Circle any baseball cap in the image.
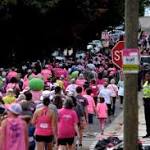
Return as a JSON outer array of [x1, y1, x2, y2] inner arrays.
[[8, 103, 22, 115], [40, 90, 51, 101]]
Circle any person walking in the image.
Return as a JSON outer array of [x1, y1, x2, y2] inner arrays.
[[75, 86, 88, 146], [0, 103, 28, 150], [57, 98, 79, 150], [118, 75, 124, 108], [107, 79, 118, 116], [99, 81, 112, 122], [143, 72, 150, 138], [96, 97, 108, 135], [83, 88, 96, 134], [32, 97, 57, 150]]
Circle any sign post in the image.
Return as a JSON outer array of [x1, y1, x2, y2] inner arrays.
[[124, 0, 139, 149]]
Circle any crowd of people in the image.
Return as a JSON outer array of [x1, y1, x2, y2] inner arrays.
[[0, 17, 148, 149], [0, 50, 125, 150], [138, 31, 150, 55], [0, 29, 150, 149]]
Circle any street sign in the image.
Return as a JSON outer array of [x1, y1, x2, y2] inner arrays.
[[112, 41, 125, 69], [123, 48, 140, 73]]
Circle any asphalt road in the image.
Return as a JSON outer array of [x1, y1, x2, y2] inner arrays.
[[82, 98, 123, 150]]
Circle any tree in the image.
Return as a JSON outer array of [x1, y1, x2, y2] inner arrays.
[[0, 0, 146, 64]]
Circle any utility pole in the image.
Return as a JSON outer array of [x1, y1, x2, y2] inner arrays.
[[124, 0, 139, 149]]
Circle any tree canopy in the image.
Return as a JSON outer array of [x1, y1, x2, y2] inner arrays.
[[0, 0, 146, 64]]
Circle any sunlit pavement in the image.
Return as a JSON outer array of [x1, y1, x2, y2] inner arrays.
[[82, 92, 147, 150]]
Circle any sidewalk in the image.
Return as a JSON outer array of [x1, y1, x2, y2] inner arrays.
[[88, 92, 148, 150]]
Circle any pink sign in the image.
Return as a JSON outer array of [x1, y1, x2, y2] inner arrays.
[[123, 48, 139, 73]]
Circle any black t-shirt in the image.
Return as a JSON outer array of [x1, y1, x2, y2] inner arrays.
[[75, 95, 88, 111]]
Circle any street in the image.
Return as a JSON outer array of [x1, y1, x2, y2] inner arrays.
[[82, 98, 123, 150], [81, 91, 150, 150]]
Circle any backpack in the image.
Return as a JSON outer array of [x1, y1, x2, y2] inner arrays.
[[74, 102, 84, 122]]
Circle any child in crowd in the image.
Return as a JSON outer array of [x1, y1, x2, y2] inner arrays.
[[83, 88, 96, 134], [96, 97, 108, 135]]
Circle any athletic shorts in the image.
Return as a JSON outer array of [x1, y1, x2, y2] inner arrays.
[[88, 114, 94, 124], [57, 137, 74, 145], [35, 135, 54, 143]]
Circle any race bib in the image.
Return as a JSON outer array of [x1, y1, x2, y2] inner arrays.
[[40, 123, 48, 129]]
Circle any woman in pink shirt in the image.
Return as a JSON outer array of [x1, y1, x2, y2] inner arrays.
[[32, 97, 57, 150], [58, 98, 79, 150], [75, 73, 86, 88], [41, 66, 52, 82], [1, 103, 28, 150], [96, 97, 108, 135], [83, 88, 96, 125], [97, 72, 105, 84], [7, 68, 17, 81], [83, 88, 96, 135], [90, 79, 99, 96]]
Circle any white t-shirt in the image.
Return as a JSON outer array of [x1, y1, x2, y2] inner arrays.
[[66, 84, 78, 94], [87, 63, 96, 70], [118, 81, 124, 96], [99, 88, 112, 104]]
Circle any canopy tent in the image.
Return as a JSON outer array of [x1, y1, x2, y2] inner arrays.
[[139, 17, 150, 32]]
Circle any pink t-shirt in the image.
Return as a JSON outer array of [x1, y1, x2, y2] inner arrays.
[[6, 83, 20, 92], [83, 95, 95, 114], [2, 117, 26, 150], [7, 71, 17, 80], [76, 79, 86, 87], [41, 69, 52, 82], [34, 107, 53, 136], [31, 91, 42, 103], [58, 108, 78, 138], [23, 75, 29, 89], [63, 80, 68, 90], [107, 84, 118, 97], [90, 84, 99, 96], [97, 79, 105, 85], [96, 103, 108, 118], [32, 74, 43, 79], [46, 64, 53, 70], [53, 68, 68, 78]]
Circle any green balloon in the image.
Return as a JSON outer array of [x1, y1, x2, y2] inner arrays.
[[70, 71, 79, 79], [29, 78, 44, 91]]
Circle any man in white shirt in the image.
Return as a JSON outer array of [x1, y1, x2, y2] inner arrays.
[[99, 81, 112, 120]]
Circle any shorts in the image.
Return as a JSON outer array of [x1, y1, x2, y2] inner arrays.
[[57, 137, 74, 146], [35, 135, 54, 143], [29, 141, 35, 150], [88, 114, 94, 124], [107, 104, 112, 116]]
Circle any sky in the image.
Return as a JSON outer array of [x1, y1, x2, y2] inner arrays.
[[144, 7, 150, 16]]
